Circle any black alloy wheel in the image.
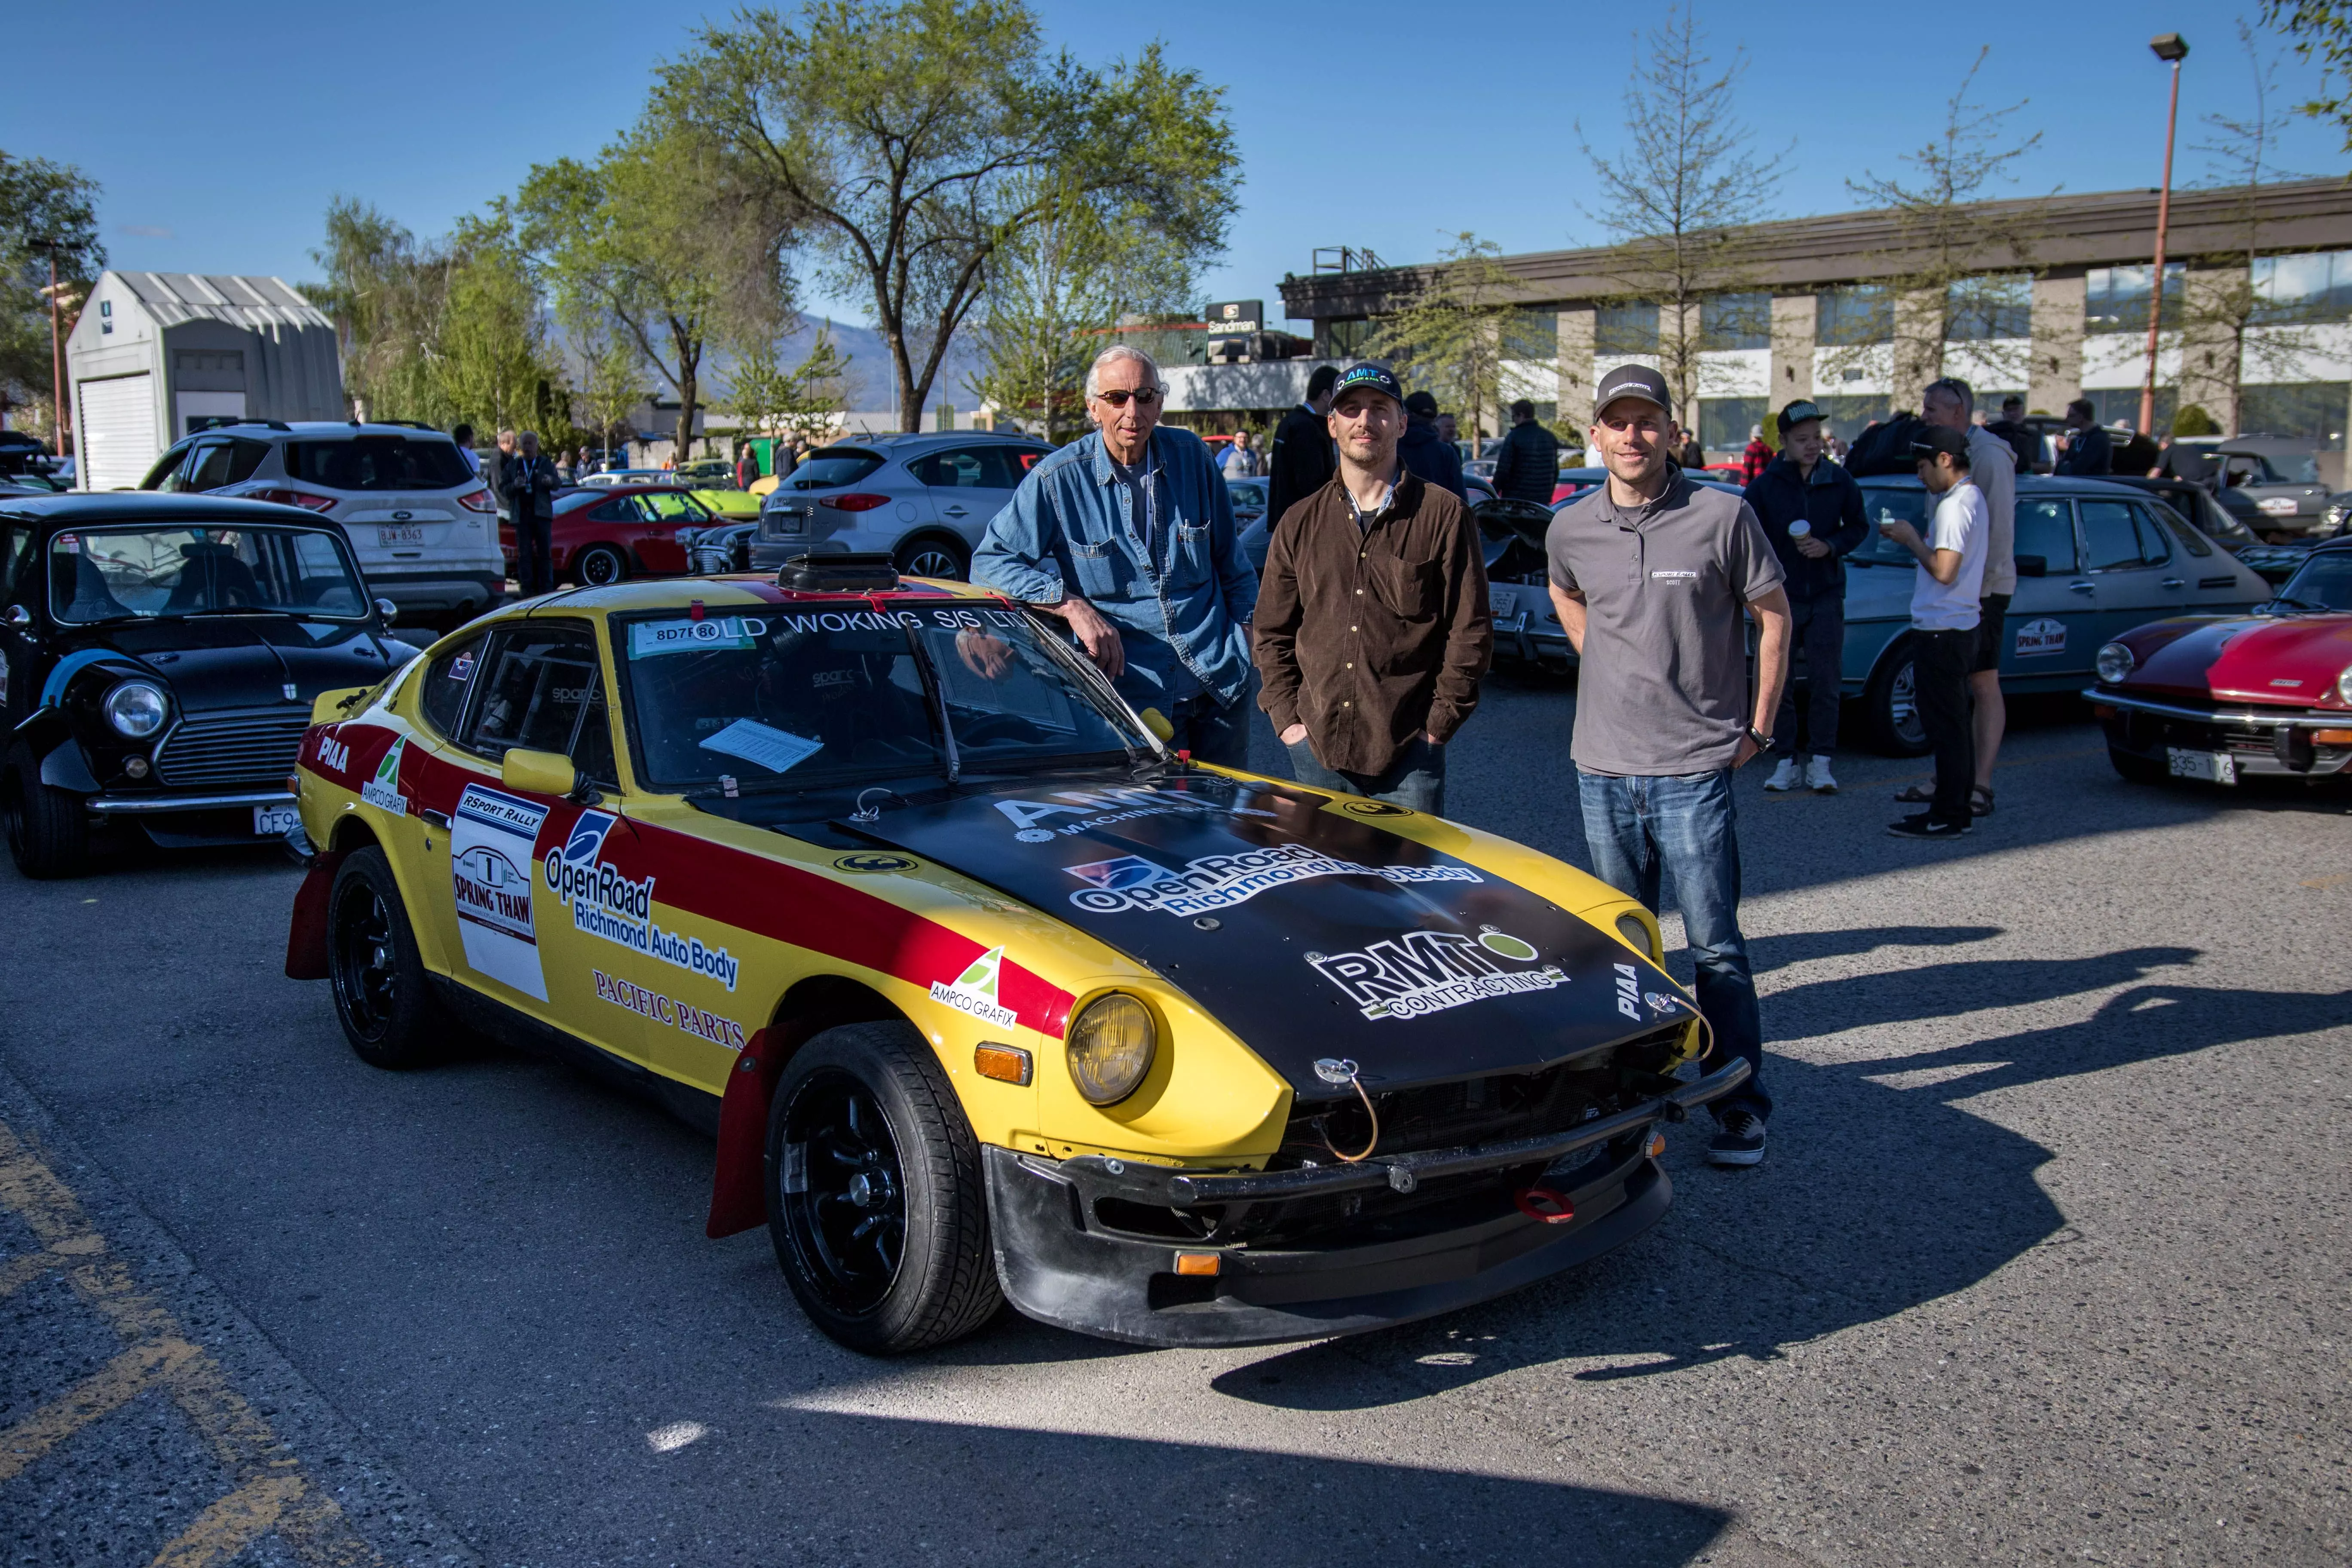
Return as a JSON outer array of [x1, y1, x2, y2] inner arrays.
[[326, 847, 450, 1069], [893, 536, 970, 582], [2, 743, 89, 879], [766, 1021, 1001, 1354], [575, 544, 630, 587]]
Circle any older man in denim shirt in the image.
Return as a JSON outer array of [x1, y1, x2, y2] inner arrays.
[[974, 345, 1259, 764]]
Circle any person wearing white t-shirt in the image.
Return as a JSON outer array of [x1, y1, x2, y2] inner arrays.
[[1877, 426, 1985, 839]]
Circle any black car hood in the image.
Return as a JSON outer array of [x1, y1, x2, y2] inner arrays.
[[57, 618, 400, 712], [845, 770, 1684, 1090]]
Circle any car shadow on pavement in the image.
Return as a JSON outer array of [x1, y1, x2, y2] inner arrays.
[[1209, 971, 2352, 1413], [725, 1410, 1736, 1567]]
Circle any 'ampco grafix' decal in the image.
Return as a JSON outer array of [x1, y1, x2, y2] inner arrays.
[[452, 784, 549, 1000], [361, 736, 408, 815], [1063, 843, 1480, 917], [930, 946, 1017, 1028], [545, 811, 741, 991], [1307, 927, 1570, 1022]]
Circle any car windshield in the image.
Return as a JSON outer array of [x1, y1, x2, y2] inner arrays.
[[281, 436, 473, 492], [2275, 550, 2352, 610], [1852, 485, 1932, 565], [776, 450, 885, 491], [48, 524, 369, 623], [617, 602, 1153, 793]]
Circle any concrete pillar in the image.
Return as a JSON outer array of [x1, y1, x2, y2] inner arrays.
[[1770, 294, 1816, 407], [1557, 306, 1596, 434], [2177, 263, 2241, 433], [2030, 271, 2087, 417]]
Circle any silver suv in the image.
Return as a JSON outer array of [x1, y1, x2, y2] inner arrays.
[[135, 421, 505, 624], [750, 431, 1053, 579]]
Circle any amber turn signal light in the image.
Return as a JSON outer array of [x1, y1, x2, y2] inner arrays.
[[1647, 1130, 1667, 1158], [974, 1042, 1032, 1085], [2315, 729, 2352, 745], [1174, 1252, 1221, 1276]]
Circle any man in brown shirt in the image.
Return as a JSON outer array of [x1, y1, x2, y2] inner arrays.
[[1254, 364, 1491, 813]]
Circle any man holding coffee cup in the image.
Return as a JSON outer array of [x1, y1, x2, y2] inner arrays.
[[1740, 400, 1869, 792]]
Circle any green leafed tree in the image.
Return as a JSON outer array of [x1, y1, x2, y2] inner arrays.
[[2264, 0, 2352, 147], [722, 325, 853, 450], [518, 115, 793, 459], [0, 151, 105, 441], [566, 318, 647, 463], [665, 0, 1237, 434], [1369, 233, 1549, 441]]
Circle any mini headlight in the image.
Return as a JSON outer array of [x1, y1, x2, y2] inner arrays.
[[1066, 993, 1156, 1105], [2095, 643, 2135, 685], [103, 680, 170, 738]]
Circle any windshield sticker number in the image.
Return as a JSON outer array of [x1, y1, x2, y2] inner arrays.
[[698, 720, 822, 775], [629, 616, 767, 658]]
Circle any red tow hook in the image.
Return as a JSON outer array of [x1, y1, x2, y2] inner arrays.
[[1514, 1187, 1576, 1225]]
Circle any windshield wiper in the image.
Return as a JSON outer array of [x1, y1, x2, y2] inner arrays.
[[2268, 595, 2330, 613]]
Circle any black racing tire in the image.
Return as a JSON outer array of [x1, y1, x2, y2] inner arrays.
[[574, 543, 630, 587], [2108, 745, 2169, 785], [1862, 640, 1932, 757], [892, 534, 970, 582], [766, 1020, 1001, 1354], [326, 846, 451, 1069], [2, 743, 89, 880]]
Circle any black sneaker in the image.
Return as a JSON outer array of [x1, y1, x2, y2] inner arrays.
[[1707, 1109, 1767, 1167], [1886, 812, 1972, 839]]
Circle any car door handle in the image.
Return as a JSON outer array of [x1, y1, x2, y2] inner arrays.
[[2161, 578, 2184, 590], [423, 808, 451, 830], [2068, 581, 2095, 594], [942, 504, 969, 518]]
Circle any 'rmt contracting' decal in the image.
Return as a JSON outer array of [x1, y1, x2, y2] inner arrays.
[[1063, 843, 1480, 917], [544, 811, 741, 991], [1306, 927, 1569, 1022]]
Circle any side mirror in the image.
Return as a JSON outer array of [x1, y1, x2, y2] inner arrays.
[[2014, 554, 2047, 578], [501, 747, 576, 799], [1137, 707, 1175, 743], [373, 597, 398, 625], [2, 603, 31, 629]]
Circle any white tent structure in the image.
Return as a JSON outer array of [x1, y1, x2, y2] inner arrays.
[[65, 273, 343, 490]]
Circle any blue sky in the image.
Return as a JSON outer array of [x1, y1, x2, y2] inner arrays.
[[12, 1, 2345, 332]]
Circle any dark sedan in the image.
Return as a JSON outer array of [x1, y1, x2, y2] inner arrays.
[[1, 493, 420, 877]]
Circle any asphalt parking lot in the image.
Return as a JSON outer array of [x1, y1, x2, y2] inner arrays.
[[3, 671, 2348, 1567]]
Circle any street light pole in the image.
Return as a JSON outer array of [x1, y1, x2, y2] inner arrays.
[[2141, 33, 2190, 440]]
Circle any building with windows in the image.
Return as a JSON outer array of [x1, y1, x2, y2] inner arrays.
[[1278, 180, 2352, 471]]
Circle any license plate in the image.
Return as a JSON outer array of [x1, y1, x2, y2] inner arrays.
[[253, 805, 301, 836], [377, 524, 426, 547], [2166, 747, 2237, 784], [2257, 497, 2299, 517]]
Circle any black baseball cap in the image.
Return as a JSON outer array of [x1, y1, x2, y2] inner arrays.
[[1776, 398, 1825, 435], [1329, 364, 1404, 409], [1910, 426, 1972, 464], [1594, 364, 1672, 419], [1403, 389, 1440, 418]]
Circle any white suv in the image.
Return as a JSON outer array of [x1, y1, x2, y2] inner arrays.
[[136, 421, 505, 625]]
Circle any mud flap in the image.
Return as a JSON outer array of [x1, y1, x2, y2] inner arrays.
[[706, 1027, 777, 1240], [282, 850, 346, 980]]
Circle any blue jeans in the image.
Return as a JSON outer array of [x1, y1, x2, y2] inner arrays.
[[1166, 690, 1250, 769], [1287, 734, 1446, 814], [1575, 767, 1769, 1121]]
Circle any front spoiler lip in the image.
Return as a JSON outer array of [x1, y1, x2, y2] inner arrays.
[[1065, 1056, 1751, 1208]]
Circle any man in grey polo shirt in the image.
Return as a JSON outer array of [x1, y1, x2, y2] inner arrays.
[[1546, 364, 1793, 1167]]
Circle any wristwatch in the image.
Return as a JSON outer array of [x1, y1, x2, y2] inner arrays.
[[1747, 726, 1775, 751]]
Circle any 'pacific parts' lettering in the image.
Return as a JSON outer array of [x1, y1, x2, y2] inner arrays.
[[543, 810, 740, 991], [1064, 843, 1481, 916], [1308, 928, 1569, 1022], [592, 969, 749, 1052]]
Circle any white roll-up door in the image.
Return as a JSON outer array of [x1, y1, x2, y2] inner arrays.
[[77, 374, 159, 490]]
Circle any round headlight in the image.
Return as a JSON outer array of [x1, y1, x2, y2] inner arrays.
[[1066, 993, 1156, 1105], [103, 680, 170, 738], [2337, 662, 2352, 704], [2095, 643, 2136, 685]]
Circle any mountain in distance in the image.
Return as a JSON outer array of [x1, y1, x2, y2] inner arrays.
[[772, 316, 989, 414]]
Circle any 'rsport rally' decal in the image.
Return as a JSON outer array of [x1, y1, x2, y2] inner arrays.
[[543, 811, 741, 992], [452, 784, 550, 1000], [1307, 928, 1569, 1022], [1063, 843, 1481, 917]]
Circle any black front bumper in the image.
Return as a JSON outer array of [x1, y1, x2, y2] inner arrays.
[[2089, 688, 2352, 778], [985, 1059, 1747, 1348]]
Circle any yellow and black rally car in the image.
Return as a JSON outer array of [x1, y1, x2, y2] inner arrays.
[[283, 554, 1749, 1353]]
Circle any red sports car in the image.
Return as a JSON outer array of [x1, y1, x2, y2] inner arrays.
[[2090, 538, 2352, 786], [501, 485, 719, 588]]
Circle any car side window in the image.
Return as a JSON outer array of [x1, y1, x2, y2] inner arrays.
[[2147, 501, 2212, 557], [462, 623, 612, 783], [184, 441, 236, 491], [912, 446, 1018, 489], [587, 497, 637, 523], [418, 634, 485, 741], [2012, 500, 2077, 574], [141, 441, 198, 492], [638, 492, 699, 521], [0, 524, 31, 604], [2079, 500, 2149, 571], [2128, 505, 2172, 565]]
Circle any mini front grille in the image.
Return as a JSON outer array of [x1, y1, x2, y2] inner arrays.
[[153, 710, 311, 789]]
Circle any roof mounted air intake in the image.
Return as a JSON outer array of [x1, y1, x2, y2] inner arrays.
[[777, 552, 899, 592]]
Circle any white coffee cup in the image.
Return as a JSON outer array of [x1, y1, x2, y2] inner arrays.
[[1787, 519, 1812, 539]]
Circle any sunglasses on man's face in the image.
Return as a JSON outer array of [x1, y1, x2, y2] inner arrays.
[[1093, 387, 1164, 408]]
